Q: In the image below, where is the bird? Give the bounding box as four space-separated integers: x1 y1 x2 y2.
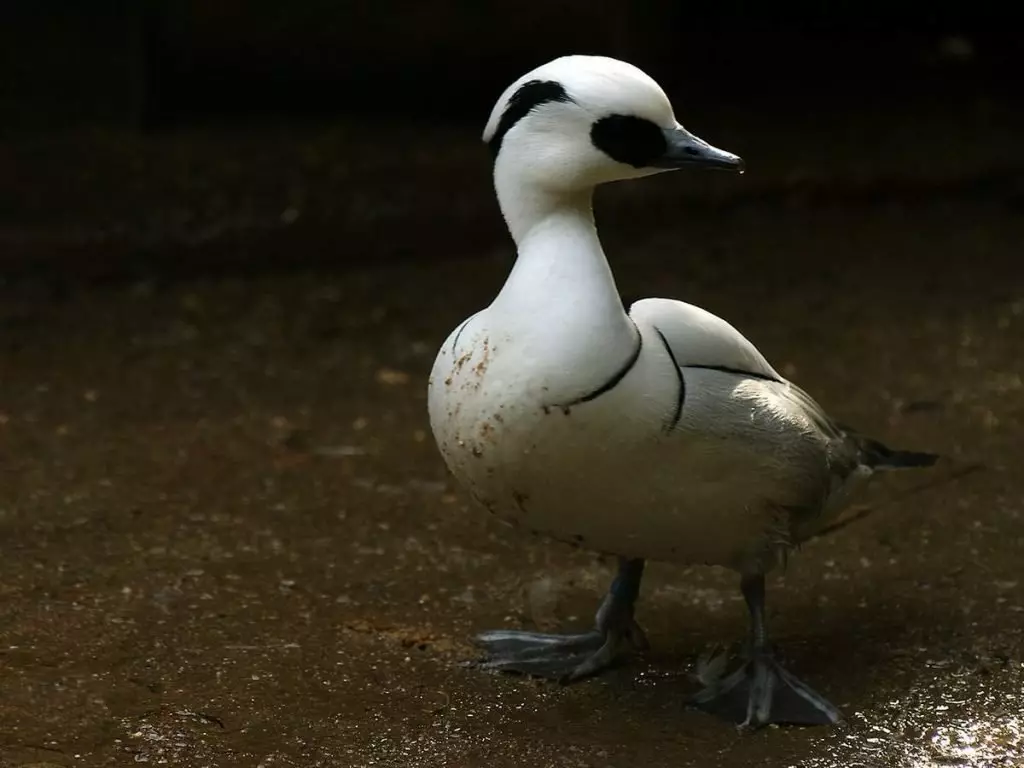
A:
426 54 937 729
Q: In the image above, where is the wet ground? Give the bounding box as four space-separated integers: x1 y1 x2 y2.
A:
2 104 1024 767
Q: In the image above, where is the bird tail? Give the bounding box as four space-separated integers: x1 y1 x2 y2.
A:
853 434 939 470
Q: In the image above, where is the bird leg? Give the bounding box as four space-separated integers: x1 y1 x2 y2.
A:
690 573 842 728
474 557 648 682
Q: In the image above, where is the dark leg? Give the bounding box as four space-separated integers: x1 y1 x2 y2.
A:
474 557 648 682
690 574 842 728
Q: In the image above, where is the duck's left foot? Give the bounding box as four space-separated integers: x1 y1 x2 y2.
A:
689 573 842 728
473 558 647 683
690 646 841 727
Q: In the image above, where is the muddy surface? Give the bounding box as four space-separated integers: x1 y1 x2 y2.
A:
2 112 1023 767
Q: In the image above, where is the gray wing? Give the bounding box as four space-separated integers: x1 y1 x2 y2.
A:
630 297 846 439
629 297 783 380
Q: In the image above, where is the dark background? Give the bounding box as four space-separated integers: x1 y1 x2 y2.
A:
2 2 1020 281
2 1 1017 128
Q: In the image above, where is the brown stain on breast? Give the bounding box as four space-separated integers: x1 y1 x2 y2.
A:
472 338 491 377
450 337 493 394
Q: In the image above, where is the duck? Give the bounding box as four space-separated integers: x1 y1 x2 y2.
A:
426 54 937 729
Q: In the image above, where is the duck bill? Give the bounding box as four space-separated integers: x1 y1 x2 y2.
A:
653 127 745 172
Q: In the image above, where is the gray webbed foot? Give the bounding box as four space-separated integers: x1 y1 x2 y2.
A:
691 645 841 727
689 574 842 728
472 558 647 683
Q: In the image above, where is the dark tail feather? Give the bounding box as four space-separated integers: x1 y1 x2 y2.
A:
855 435 939 470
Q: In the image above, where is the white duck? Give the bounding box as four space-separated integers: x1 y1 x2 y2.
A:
427 54 936 728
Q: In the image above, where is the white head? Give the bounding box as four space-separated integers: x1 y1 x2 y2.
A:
483 55 743 193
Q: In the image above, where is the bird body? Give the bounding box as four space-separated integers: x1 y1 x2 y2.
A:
431 293 878 572
427 54 936 728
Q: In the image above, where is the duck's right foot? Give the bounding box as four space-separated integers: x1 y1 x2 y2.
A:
688 573 842 729
691 645 841 727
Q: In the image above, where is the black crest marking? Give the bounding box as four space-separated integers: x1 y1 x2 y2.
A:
488 79 572 158
590 114 667 168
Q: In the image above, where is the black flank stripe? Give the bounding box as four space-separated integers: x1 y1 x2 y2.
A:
561 323 643 408
450 312 478 355
685 364 781 383
654 327 685 432
488 80 573 159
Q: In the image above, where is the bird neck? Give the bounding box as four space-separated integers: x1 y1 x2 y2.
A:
490 172 629 338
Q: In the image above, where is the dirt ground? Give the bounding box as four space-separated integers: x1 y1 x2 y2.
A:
2 106 1023 767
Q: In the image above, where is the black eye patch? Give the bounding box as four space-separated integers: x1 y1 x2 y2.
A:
590 115 667 168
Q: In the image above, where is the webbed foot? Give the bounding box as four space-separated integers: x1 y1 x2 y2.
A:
688 574 841 728
473 558 647 683
691 645 841 727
